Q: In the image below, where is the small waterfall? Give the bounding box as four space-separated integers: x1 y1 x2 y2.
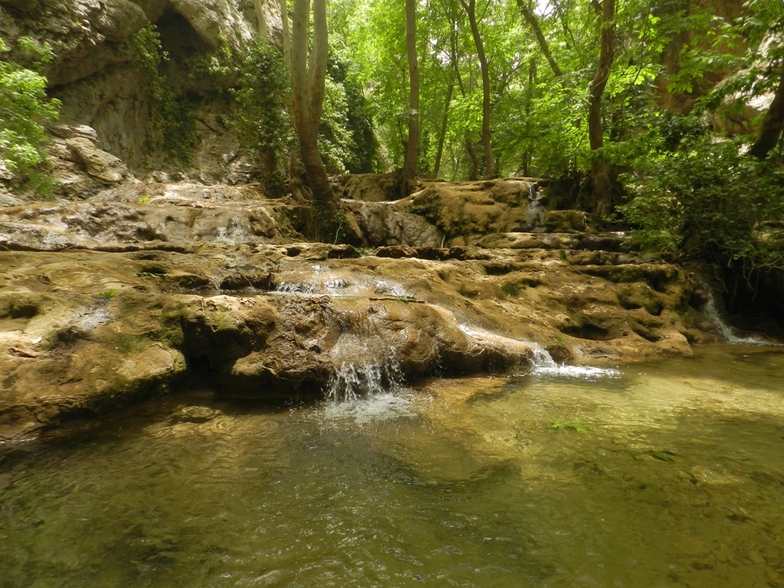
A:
524 183 546 231
527 342 620 378
320 334 413 424
703 296 767 346
324 329 406 403
325 360 405 402
458 323 619 378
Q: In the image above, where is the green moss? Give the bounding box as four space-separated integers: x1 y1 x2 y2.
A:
113 333 149 354
550 419 589 432
156 313 185 347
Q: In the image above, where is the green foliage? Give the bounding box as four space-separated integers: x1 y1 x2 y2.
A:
328 60 379 173
229 41 292 194
189 35 234 80
319 74 355 174
0 36 61 194
130 25 197 163
619 127 784 274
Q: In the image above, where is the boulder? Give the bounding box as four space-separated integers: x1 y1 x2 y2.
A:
65 137 129 184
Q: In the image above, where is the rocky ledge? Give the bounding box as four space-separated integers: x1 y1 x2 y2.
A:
0 180 735 442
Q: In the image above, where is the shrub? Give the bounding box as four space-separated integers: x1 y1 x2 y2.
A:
0 37 60 194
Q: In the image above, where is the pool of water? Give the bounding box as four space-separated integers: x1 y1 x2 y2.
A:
1 345 783 587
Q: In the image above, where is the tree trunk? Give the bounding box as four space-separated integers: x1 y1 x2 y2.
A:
290 0 337 214
516 0 562 78
587 0 615 218
466 138 479 181
253 0 268 39
434 80 454 178
749 70 784 160
275 0 305 201
461 0 495 179
401 0 420 198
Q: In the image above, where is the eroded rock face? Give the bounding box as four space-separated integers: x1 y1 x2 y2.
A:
1 0 272 187
400 179 544 243
0 222 720 441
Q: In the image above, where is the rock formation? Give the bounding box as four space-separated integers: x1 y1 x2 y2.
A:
0 178 730 442
0 0 778 444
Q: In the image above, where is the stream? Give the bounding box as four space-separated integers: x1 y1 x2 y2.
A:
1 344 783 587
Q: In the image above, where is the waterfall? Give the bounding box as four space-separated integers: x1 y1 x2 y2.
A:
458 323 619 379
320 334 413 424
325 359 405 402
527 342 619 378
703 296 767 346
324 330 406 403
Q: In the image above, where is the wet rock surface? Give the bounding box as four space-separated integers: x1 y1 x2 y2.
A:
0 179 734 441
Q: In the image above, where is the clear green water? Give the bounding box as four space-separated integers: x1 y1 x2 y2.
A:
1 345 784 588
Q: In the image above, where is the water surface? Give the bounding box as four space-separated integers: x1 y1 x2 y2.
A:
1 345 783 587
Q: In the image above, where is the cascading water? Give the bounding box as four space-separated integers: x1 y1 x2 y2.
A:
320 333 414 424
458 323 619 379
325 352 405 402
703 295 768 345
527 342 619 378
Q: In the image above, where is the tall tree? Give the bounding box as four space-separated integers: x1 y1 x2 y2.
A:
401 0 420 197
277 0 304 198
516 0 562 78
290 0 338 215
253 0 269 39
587 0 615 217
459 0 495 178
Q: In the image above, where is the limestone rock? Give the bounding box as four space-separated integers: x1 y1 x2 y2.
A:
93 0 148 41
0 0 38 12
66 137 129 184
345 200 442 247
336 173 404 202
401 179 542 243
543 209 594 233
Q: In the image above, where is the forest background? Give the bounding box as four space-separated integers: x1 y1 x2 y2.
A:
1 0 783 311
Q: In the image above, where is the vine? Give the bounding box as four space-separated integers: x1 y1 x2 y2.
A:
130 25 197 163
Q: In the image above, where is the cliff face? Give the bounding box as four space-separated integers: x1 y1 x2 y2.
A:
0 0 275 191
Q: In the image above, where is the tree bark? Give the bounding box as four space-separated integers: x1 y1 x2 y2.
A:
434 80 454 178
401 0 420 198
749 69 784 160
587 0 615 218
516 0 562 79
290 0 337 212
253 0 268 39
277 0 303 200
461 0 495 179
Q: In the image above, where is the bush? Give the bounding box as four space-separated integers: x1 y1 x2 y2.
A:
619 130 784 276
131 25 197 163
229 41 293 194
0 37 61 194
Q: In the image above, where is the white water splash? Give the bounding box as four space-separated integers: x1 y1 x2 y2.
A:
216 218 249 245
273 267 412 299
325 360 405 402
703 296 768 346
318 390 416 425
458 323 619 379
323 329 407 403
527 342 620 378
320 339 412 424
